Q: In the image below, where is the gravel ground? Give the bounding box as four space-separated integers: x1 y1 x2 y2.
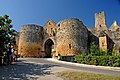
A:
0 60 69 80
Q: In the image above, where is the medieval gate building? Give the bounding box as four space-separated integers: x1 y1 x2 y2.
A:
14 11 120 57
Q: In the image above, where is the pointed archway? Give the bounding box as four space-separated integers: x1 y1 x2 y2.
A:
44 39 54 57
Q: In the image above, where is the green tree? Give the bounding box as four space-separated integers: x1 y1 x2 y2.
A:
89 42 99 56
0 15 16 55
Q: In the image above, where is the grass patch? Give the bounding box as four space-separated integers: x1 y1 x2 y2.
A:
57 70 120 80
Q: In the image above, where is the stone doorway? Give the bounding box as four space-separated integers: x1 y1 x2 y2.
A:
44 39 54 58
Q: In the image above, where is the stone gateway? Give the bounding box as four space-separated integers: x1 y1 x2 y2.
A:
14 11 120 57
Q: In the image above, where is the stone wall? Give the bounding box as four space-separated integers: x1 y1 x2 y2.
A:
99 36 107 51
44 19 56 37
56 18 88 56
95 11 107 31
109 21 119 31
89 11 120 54
18 24 44 57
16 11 120 58
107 28 120 54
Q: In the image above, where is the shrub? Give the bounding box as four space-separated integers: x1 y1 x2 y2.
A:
74 55 120 67
89 42 99 56
89 42 112 56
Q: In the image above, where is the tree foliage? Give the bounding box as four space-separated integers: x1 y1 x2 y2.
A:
89 42 111 56
0 15 16 55
89 42 99 56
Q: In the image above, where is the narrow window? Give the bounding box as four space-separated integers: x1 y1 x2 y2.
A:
72 24 74 27
100 25 102 28
51 28 53 33
46 29 48 33
38 48 40 50
119 48 120 53
102 42 104 46
53 31 55 36
58 24 60 27
48 22 51 25
69 44 71 49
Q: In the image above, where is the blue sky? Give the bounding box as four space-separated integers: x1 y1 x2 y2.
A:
0 0 120 31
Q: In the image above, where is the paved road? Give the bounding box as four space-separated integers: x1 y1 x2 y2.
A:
0 58 64 80
21 58 120 75
0 58 120 80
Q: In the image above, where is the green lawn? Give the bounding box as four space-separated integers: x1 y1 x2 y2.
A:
57 70 120 80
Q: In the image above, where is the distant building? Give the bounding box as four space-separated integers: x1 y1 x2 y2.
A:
13 11 120 57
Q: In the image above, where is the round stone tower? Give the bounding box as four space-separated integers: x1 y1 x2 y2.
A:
56 18 88 56
18 24 43 57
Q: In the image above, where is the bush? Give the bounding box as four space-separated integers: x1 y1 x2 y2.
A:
89 42 112 56
74 42 119 67
74 55 120 67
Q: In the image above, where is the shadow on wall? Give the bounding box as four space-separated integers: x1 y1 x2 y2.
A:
88 31 99 50
0 60 59 80
107 35 114 53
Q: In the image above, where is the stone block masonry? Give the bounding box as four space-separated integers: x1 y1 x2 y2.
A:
14 11 120 58
18 24 44 57
56 18 88 56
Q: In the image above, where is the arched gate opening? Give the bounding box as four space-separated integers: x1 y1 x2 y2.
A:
44 39 54 58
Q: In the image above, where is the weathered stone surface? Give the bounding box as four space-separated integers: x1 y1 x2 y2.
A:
19 43 42 57
44 19 56 37
89 11 120 54
18 24 43 57
56 18 88 56
107 28 120 54
99 36 107 51
109 21 119 31
15 11 120 58
95 11 107 31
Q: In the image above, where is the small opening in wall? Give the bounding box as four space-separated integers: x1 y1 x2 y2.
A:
100 25 102 28
53 31 55 36
58 24 60 27
72 24 74 27
46 29 48 33
69 44 71 49
58 28 60 30
51 28 53 33
119 48 120 53
102 42 104 46
48 22 51 25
